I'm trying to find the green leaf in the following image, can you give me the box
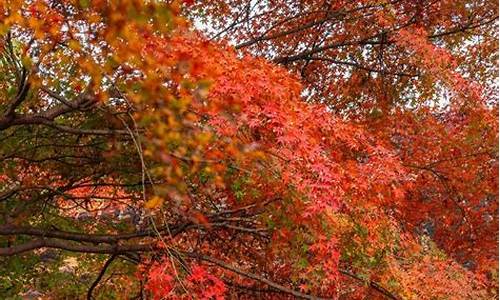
[79,0,90,9]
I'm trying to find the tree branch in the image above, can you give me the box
[0,238,160,256]
[186,252,331,300]
[87,254,117,300]
[340,269,401,300]
[0,224,186,244]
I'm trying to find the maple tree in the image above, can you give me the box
[0,0,497,299]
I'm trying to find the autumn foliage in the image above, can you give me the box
[0,0,498,299]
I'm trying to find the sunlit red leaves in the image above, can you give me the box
[142,260,226,300]
[187,265,226,300]
[143,260,175,300]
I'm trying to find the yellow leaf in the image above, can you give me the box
[68,40,81,51]
[145,196,164,209]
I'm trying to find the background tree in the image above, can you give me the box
[0,0,497,299]
[190,0,499,293]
